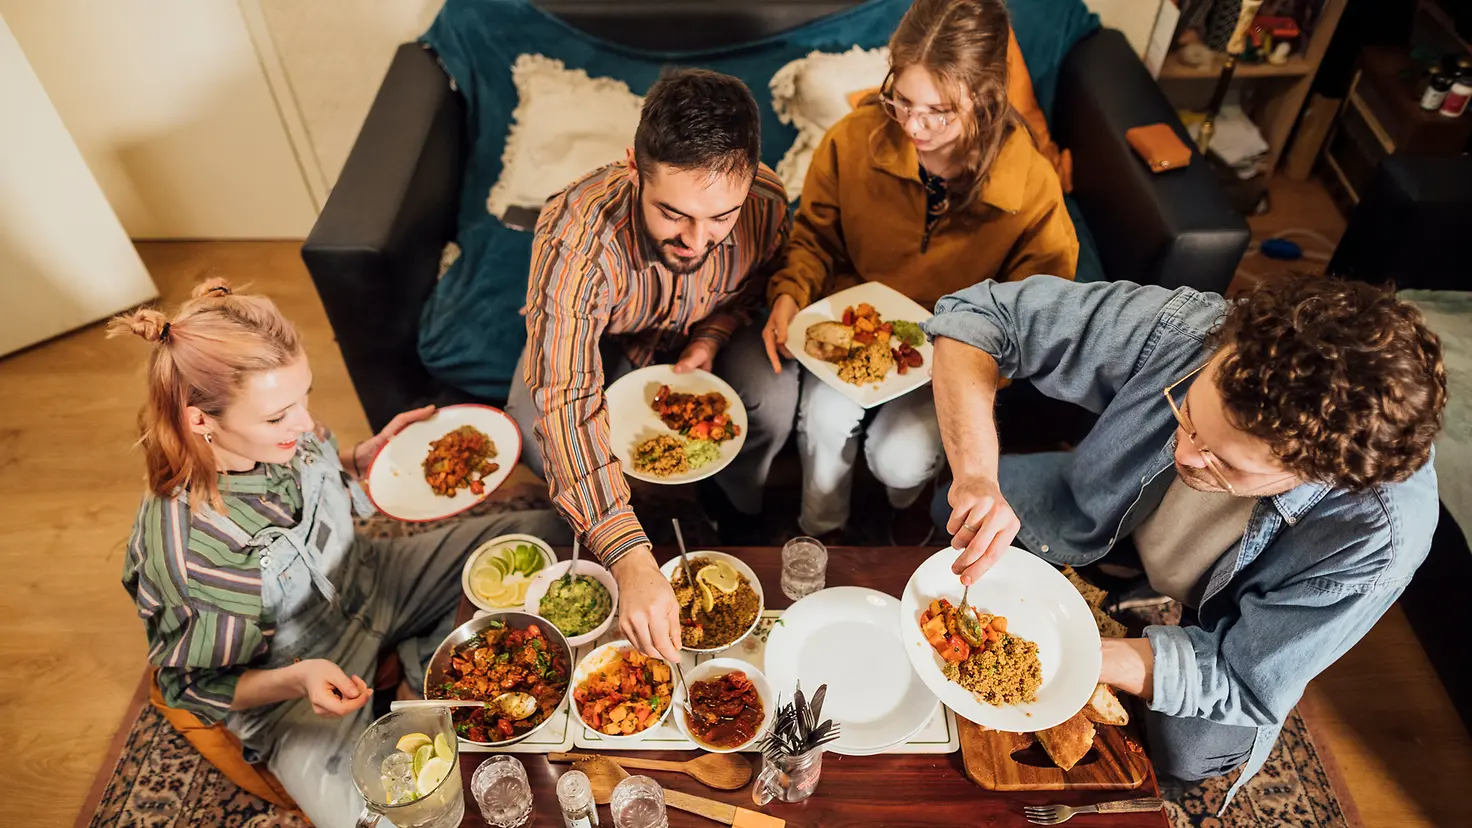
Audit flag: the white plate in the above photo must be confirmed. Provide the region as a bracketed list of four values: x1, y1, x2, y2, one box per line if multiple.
[364, 404, 521, 521]
[605, 365, 748, 485]
[461, 534, 558, 613]
[522, 559, 619, 647]
[786, 281, 934, 410]
[672, 658, 776, 753]
[900, 547, 1102, 732]
[658, 551, 766, 653]
[763, 587, 937, 755]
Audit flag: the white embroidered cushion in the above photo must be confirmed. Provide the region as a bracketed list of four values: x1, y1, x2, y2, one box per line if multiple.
[486, 54, 644, 221]
[769, 45, 891, 199]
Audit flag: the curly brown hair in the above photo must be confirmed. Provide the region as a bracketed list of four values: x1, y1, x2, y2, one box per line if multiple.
[1208, 277, 1446, 490]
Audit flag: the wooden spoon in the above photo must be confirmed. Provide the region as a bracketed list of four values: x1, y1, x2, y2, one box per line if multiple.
[572, 758, 786, 827]
[549, 751, 751, 790]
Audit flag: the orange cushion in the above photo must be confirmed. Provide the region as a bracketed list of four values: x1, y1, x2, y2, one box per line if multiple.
[846, 26, 1073, 193]
[147, 670, 304, 815]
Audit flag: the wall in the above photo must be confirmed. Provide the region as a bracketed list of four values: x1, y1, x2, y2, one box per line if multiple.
[0, 0, 318, 239]
[1085, 0, 1166, 57]
[0, 13, 157, 356]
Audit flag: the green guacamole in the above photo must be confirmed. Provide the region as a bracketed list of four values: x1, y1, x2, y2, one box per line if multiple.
[891, 319, 925, 348]
[539, 575, 613, 636]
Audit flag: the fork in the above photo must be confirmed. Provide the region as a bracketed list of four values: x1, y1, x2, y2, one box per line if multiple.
[1023, 797, 1164, 825]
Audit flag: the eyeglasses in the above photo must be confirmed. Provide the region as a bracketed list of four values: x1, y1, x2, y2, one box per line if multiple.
[1163, 365, 1236, 495]
[879, 73, 954, 132]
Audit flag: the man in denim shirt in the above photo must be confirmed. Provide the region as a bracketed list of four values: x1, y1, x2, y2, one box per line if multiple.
[923, 275, 1445, 807]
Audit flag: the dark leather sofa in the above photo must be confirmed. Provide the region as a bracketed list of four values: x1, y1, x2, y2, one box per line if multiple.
[302, 0, 1249, 432]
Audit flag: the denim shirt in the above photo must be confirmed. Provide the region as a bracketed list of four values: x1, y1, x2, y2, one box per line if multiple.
[925, 276, 1438, 808]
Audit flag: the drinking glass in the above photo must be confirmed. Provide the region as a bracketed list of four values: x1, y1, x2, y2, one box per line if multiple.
[610, 775, 668, 828]
[753, 746, 823, 805]
[350, 708, 464, 828]
[471, 756, 534, 828]
[781, 536, 828, 601]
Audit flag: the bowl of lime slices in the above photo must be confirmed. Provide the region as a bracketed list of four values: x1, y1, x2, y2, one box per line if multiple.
[461, 534, 557, 612]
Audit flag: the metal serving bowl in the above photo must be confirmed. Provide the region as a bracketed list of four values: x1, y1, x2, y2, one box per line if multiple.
[424, 610, 574, 748]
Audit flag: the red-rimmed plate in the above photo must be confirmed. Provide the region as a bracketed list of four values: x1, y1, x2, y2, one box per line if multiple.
[364, 404, 521, 522]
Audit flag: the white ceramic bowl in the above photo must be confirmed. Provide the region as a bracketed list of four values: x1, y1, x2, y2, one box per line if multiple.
[571, 640, 676, 743]
[658, 551, 766, 653]
[672, 658, 776, 753]
[461, 534, 558, 613]
[522, 560, 619, 647]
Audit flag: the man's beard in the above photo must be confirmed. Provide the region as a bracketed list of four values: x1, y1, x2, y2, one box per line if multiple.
[1175, 463, 1225, 493]
[653, 235, 716, 275]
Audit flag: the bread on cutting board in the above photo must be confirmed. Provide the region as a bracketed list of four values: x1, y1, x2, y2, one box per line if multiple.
[1036, 712, 1096, 771]
[1082, 684, 1129, 726]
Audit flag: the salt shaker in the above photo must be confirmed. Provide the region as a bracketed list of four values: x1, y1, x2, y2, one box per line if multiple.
[557, 770, 600, 828]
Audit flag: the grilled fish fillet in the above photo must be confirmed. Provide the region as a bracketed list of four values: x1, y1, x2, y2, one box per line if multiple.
[804, 321, 854, 363]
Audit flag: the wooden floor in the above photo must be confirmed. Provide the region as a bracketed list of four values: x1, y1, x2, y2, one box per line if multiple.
[2, 204, 1470, 827]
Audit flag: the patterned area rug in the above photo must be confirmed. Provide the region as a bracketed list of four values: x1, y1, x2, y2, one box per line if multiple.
[80, 494, 1357, 827]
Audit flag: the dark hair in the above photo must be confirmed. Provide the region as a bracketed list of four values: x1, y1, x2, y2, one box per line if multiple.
[633, 68, 761, 181]
[1208, 276, 1446, 490]
[882, 0, 1025, 212]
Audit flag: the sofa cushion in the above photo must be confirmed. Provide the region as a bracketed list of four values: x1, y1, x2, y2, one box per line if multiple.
[417, 0, 1099, 400]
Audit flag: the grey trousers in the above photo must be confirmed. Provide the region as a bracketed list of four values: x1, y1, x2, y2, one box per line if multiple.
[256, 510, 572, 828]
[506, 322, 799, 515]
[1144, 707, 1257, 783]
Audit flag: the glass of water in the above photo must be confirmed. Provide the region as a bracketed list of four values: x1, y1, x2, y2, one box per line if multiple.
[610, 775, 668, 828]
[471, 755, 533, 828]
[781, 536, 828, 601]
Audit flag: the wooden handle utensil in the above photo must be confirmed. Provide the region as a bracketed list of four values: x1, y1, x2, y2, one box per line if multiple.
[549, 751, 752, 790]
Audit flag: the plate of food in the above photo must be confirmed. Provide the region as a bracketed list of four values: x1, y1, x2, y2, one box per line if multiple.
[605, 365, 748, 484]
[658, 551, 764, 652]
[672, 659, 775, 753]
[786, 281, 932, 409]
[900, 547, 1102, 732]
[763, 586, 937, 755]
[571, 641, 676, 742]
[364, 404, 521, 521]
[423, 611, 573, 747]
[523, 560, 619, 647]
[461, 535, 557, 613]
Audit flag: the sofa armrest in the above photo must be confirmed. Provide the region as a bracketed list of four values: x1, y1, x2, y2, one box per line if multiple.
[301, 43, 468, 432]
[1053, 29, 1249, 295]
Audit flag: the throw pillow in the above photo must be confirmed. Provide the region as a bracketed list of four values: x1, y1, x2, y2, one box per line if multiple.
[485, 54, 644, 221]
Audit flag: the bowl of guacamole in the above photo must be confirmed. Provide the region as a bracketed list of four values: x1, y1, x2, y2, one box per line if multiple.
[524, 560, 619, 645]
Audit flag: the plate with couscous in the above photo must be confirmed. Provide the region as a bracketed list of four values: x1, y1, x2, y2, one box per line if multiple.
[606, 365, 748, 485]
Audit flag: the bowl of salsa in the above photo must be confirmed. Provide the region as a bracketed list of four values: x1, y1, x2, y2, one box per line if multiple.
[523, 560, 618, 646]
[673, 658, 774, 753]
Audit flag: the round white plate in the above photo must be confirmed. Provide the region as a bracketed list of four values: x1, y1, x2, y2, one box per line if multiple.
[763, 587, 937, 756]
[658, 551, 765, 653]
[605, 365, 747, 485]
[364, 404, 520, 522]
[461, 534, 558, 614]
[900, 546, 1102, 732]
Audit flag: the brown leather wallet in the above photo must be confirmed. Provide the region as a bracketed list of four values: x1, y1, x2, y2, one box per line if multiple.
[1126, 123, 1191, 173]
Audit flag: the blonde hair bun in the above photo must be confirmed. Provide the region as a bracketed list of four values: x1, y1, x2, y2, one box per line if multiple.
[106, 308, 170, 343]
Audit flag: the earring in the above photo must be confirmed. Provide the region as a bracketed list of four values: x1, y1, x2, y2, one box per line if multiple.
[204, 433, 214, 444]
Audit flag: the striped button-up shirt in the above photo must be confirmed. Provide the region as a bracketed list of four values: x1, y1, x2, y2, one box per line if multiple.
[524, 161, 790, 567]
[122, 433, 343, 723]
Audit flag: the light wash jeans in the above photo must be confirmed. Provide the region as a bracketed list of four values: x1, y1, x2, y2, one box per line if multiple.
[507, 322, 799, 515]
[797, 375, 943, 535]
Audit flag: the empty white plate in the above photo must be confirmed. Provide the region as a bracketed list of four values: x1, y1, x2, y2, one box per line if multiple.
[785, 281, 934, 410]
[363, 404, 520, 522]
[900, 546, 1102, 732]
[605, 365, 748, 485]
[764, 587, 937, 755]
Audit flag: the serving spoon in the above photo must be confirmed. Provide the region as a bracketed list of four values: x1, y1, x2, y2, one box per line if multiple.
[391, 691, 539, 720]
[956, 583, 989, 649]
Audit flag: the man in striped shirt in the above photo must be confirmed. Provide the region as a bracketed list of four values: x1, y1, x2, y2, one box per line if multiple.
[506, 69, 798, 660]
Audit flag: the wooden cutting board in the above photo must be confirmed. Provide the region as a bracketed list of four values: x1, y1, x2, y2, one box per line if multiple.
[958, 718, 1151, 791]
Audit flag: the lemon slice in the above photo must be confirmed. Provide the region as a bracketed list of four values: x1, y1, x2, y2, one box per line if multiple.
[395, 732, 432, 755]
[696, 561, 741, 594]
[698, 580, 716, 613]
[412, 744, 434, 776]
[416, 756, 452, 796]
[433, 733, 454, 762]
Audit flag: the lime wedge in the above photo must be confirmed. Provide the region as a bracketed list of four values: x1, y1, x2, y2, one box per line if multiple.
[697, 561, 741, 594]
[416, 756, 452, 796]
[395, 732, 431, 755]
[433, 733, 454, 762]
[412, 744, 433, 776]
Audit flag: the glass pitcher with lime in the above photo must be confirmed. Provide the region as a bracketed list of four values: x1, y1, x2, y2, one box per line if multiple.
[352, 708, 465, 828]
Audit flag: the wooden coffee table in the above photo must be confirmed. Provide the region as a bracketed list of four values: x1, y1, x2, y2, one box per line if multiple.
[455, 546, 1168, 827]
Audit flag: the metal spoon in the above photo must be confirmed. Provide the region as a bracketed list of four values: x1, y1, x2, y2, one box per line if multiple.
[390, 691, 539, 721]
[562, 538, 581, 586]
[956, 583, 988, 648]
[671, 518, 700, 620]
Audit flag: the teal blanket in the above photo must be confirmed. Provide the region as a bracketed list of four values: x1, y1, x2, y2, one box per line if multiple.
[418, 0, 1100, 399]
